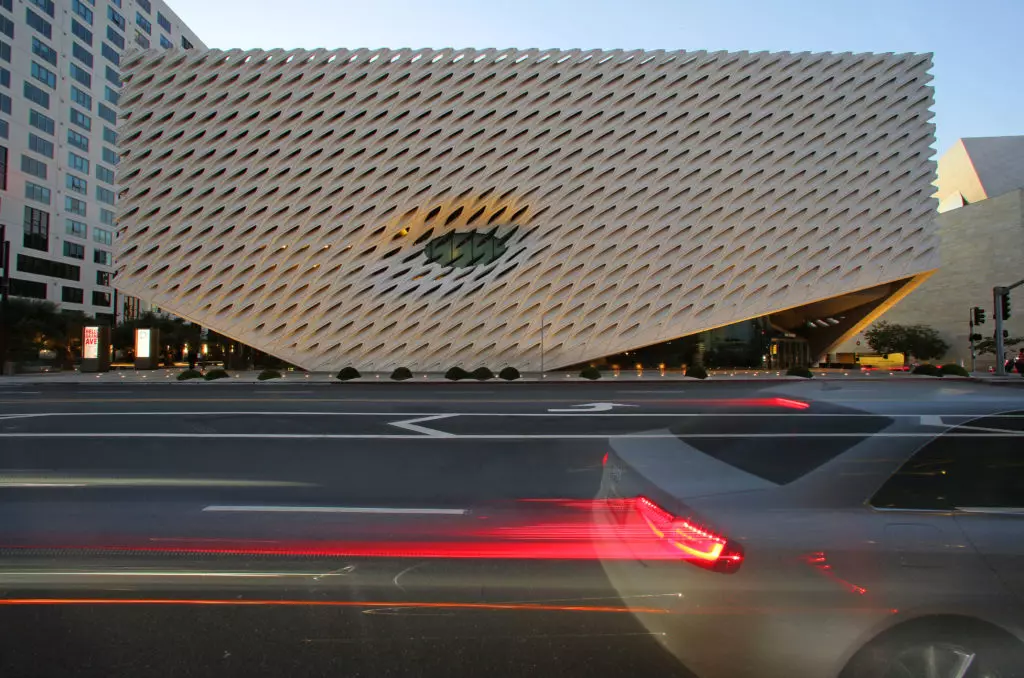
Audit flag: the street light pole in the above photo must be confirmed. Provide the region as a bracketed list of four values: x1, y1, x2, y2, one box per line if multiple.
[0, 224, 10, 375]
[968, 308, 975, 374]
[995, 287, 1006, 376]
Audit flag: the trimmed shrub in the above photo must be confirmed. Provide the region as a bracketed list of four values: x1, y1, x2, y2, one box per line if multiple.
[471, 366, 494, 381]
[912, 364, 941, 377]
[685, 365, 708, 380]
[336, 366, 361, 381]
[204, 368, 230, 381]
[257, 369, 282, 381]
[176, 369, 203, 381]
[499, 366, 521, 381]
[940, 363, 970, 377]
[580, 366, 602, 380]
[445, 366, 471, 381]
[390, 366, 413, 381]
[786, 365, 814, 378]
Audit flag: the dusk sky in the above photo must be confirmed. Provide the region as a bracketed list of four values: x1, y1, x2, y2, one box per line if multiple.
[167, 0, 1022, 157]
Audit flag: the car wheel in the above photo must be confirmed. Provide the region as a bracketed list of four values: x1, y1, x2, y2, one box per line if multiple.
[843, 626, 1024, 678]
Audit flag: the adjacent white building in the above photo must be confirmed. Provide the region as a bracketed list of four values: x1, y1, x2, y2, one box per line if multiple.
[0, 0, 202, 322]
[117, 47, 939, 371]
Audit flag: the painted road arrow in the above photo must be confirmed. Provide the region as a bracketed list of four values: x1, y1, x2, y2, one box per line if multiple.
[547, 403, 638, 413]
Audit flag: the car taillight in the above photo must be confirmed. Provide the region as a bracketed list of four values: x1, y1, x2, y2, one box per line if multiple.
[635, 496, 744, 573]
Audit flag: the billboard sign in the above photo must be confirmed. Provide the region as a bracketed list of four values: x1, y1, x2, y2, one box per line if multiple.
[83, 326, 100, 360]
[135, 328, 151, 359]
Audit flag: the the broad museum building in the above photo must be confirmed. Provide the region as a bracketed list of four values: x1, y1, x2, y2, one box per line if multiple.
[115, 47, 938, 371]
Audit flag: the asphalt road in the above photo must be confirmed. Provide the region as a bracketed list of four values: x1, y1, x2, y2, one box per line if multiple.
[0, 379, 1022, 677]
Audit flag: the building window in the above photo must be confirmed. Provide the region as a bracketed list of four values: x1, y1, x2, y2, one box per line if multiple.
[68, 151, 89, 173]
[62, 286, 84, 303]
[93, 227, 112, 246]
[0, 145, 5, 189]
[30, 61, 56, 89]
[107, 6, 125, 30]
[25, 181, 51, 204]
[29, 109, 55, 135]
[17, 253, 80, 281]
[103, 87, 119, 106]
[0, 67, 8, 88]
[65, 196, 87, 216]
[99, 208, 115, 226]
[69, 62, 92, 87]
[66, 173, 87, 194]
[0, 119, 6, 139]
[28, 0, 54, 17]
[109, 0, 120, 7]
[96, 270, 110, 286]
[134, 31, 149, 48]
[23, 81, 49, 108]
[101, 42, 120, 66]
[181, 36, 193, 50]
[96, 164, 114, 184]
[95, 186, 115, 205]
[66, 219, 87, 238]
[135, 13, 151, 34]
[0, 91, 8, 113]
[159, 34, 172, 49]
[10, 278, 48, 300]
[70, 108, 91, 131]
[106, 26, 124, 49]
[0, 40, 11, 62]
[137, 0, 151, 13]
[31, 37, 56, 65]
[71, 0, 92, 25]
[102, 147, 118, 165]
[92, 291, 111, 307]
[102, 127, 117, 144]
[105, 66, 120, 86]
[70, 85, 92, 110]
[63, 241, 85, 260]
[0, 0, 8, 12]
[98, 102, 116, 124]
[72, 42, 93, 67]
[26, 9, 51, 39]
[157, 11, 171, 32]
[28, 133, 54, 158]
[23, 206, 50, 251]
[67, 129, 89, 152]
[20, 154, 47, 179]
[0, 16, 12, 39]
[71, 19, 92, 45]
[93, 249, 111, 266]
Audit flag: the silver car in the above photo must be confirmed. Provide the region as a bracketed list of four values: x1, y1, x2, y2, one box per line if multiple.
[594, 402, 1024, 678]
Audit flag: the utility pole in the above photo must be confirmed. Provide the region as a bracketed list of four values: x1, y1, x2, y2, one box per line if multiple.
[994, 279, 1023, 376]
[540, 309, 545, 376]
[969, 308, 975, 373]
[0, 224, 10, 376]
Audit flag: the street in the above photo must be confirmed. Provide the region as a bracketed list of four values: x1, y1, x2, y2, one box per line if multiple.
[0, 379, 1022, 676]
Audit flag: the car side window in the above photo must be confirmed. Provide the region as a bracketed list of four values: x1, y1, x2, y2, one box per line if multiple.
[870, 436, 1023, 510]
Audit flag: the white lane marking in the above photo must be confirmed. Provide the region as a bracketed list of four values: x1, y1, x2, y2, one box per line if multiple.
[0, 392, 40, 395]
[920, 415, 946, 426]
[0, 476, 312, 488]
[203, 505, 469, 515]
[0, 432, 1022, 439]
[548, 402, 639, 413]
[388, 414, 457, 437]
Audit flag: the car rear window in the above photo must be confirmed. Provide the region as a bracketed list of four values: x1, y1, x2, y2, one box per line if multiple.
[669, 401, 893, 485]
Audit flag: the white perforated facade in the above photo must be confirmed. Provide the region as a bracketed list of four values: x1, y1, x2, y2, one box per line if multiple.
[115, 47, 938, 371]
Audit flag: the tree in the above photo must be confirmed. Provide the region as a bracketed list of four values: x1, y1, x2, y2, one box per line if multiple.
[863, 321, 949, 365]
[2, 299, 95, 363]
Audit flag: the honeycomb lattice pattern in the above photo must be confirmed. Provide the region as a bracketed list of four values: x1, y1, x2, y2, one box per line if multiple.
[116, 47, 938, 371]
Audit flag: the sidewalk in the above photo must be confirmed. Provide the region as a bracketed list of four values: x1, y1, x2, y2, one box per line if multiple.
[2, 367, 1018, 385]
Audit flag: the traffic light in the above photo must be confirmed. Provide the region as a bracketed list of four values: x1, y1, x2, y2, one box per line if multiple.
[970, 333, 983, 342]
[1001, 292, 1012, 320]
[1004, 330, 1010, 339]
[972, 306, 986, 325]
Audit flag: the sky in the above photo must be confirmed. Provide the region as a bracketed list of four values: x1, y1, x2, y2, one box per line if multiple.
[165, 0, 1022, 156]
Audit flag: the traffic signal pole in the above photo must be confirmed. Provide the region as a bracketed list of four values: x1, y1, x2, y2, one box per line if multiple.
[968, 308, 975, 373]
[994, 279, 1024, 376]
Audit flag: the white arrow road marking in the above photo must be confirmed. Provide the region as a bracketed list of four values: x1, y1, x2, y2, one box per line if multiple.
[547, 402, 639, 413]
[388, 414, 457, 437]
[919, 415, 946, 426]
